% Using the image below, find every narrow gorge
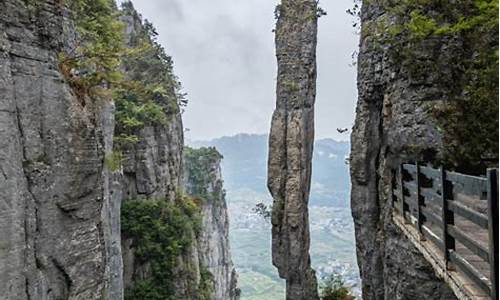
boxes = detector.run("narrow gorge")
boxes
[1,0,497,300]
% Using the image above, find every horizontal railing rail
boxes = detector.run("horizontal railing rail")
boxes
[391,163,498,300]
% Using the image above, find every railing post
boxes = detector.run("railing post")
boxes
[487,169,498,300]
[416,162,424,240]
[440,167,455,270]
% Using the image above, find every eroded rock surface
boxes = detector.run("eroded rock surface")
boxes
[267,1,319,299]
[0,1,116,299]
[350,1,459,299]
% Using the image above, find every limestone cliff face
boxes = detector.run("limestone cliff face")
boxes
[1,2,237,300]
[267,0,319,299]
[184,147,240,300]
[119,11,184,203]
[117,9,186,291]
[0,1,117,299]
[350,2,460,299]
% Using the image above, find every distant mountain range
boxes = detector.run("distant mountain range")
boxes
[190,134,359,299]
[190,133,351,207]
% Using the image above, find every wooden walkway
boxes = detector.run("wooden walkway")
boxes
[392,163,498,300]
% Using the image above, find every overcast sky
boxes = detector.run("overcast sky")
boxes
[119,0,359,141]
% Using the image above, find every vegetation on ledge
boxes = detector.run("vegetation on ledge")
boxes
[59,0,186,149]
[114,1,187,147]
[373,0,498,172]
[319,274,354,300]
[184,147,224,201]
[121,195,211,300]
[60,0,124,100]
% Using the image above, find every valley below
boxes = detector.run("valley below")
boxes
[191,134,361,299]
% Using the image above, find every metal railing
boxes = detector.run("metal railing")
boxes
[391,163,498,299]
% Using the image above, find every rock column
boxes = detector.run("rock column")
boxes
[267,1,319,299]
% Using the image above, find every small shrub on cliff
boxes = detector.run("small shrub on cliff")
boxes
[113,84,169,145]
[104,150,124,172]
[320,274,355,300]
[253,202,272,222]
[198,266,215,300]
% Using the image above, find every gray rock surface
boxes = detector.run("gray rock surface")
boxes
[118,11,185,291]
[120,13,184,203]
[100,102,124,300]
[0,1,116,299]
[350,1,459,299]
[267,1,319,299]
[120,121,184,202]
[184,148,240,300]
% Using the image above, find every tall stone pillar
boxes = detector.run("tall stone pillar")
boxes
[267,1,319,299]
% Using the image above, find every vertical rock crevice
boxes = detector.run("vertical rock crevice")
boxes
[267,1,319,299]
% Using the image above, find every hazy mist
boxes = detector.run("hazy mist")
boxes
[118,0,359,141]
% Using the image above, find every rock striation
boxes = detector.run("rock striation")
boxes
[267,0,319,299]
[350,1,461,299]
[0,0,116,299]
